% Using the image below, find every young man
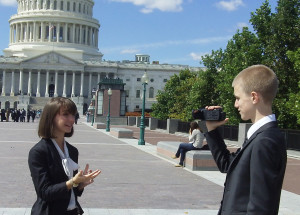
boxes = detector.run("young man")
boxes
[205,65,287,214]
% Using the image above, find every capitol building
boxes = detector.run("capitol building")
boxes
[0,0,202,115]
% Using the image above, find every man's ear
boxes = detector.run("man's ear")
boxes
[251,91,259,104]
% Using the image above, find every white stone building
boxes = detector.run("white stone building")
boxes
[0,0,202,114]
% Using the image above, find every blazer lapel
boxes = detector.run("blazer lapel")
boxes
[46,139,68,178]
[227,121,278,172]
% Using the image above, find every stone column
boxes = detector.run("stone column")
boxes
[36,70,41,97]
[16,23,19,42]
[45,70,49,97]
[26,22,29,41]
[10,71,15,96]
[62,71,67,97]
[56,23,60,42]
[80,71,84,97]
[1,70,6,96]
[64,23,68,42]
[89,27,93,46]
[33,22,36,42]
[41,22,44,42]
[19,70,23,95]
[28,70,32,96]
[97,73,100,85]
[20,23,24,42]
[48,23,52,42]
[71,71,75,97]
[85,25,88,45]
[72,23,75,43]
[79,25,83,44]
[88,72,92,98]
[54,71,58,97]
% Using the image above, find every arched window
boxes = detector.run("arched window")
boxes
[149,87,154,98]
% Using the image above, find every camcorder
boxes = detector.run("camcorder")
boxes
[192,108,226,121]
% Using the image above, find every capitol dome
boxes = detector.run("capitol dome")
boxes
[3,0,102,61]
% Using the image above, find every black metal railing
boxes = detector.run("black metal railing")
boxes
[217,125,239,141]
[157,119,167,129]
[281,129,300,151]
[177,121,190,133]
[144,118,149,127]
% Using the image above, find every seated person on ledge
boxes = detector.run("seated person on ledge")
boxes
[172,121,207,167]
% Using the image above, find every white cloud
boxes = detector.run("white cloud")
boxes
[237,22,248,29]
[216,0,244,11]
[120,49,140,54]
[109,0,183,13]
[190,52,208,61]
[102,36,231,54]
[0,0,17,6]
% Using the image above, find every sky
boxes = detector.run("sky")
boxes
[0,0,278,67]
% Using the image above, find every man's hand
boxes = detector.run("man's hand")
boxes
[205,106,229,132]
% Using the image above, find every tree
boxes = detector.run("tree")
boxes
[250,0,300,128]
[151,69,196,120]
[286,48,300,127]
[214,27,263,125]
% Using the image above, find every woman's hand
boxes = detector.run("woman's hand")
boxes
[205,106,229,132]
[73,164,101,190]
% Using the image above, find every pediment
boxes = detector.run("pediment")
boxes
[23,51,83,66]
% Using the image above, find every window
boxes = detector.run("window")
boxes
[67,2,70,11]
[136,105,140,109]
[150,78,154,82]
[73,2,76,11]
[163,79,168,82]
[136,90,140,98]
[60,1,63,10]
[125,90,129,97]
[53,0,57,10]
[47,0,50,9]
[137,78,141,82]
[149,87,154,98]
[79,3,81,12]
[126,78,130,82]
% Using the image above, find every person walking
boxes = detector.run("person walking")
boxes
[28,97,101,215]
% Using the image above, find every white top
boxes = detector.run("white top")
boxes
[247,114,276,139]
[189,129,205,148]
[51,138,80,211]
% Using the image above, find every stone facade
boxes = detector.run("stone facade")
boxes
[0,0,203,114]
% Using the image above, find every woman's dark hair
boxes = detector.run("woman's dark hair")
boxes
[38,97,77,138]
[190,121,200,133]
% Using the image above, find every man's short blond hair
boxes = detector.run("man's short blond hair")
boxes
[232,65,279,104]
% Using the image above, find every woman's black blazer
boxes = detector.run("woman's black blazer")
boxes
[28,138,84,215]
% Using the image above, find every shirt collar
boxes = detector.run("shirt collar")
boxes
[247,114,276,139]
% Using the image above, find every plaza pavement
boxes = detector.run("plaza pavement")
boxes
[0,117,299,215]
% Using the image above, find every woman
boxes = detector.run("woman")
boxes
[28,97,101,215]
[172,121,206,167]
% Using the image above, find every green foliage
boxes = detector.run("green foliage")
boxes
[151,0,300,129]
[286,48,300,127]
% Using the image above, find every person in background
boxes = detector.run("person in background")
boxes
[204,65,287,214]
[172,121,206,167]
[28,97,101,215]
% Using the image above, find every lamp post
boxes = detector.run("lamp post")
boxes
[106,88,112,132]
[138,72,149,145]
[91,95,95,126]
[91,88,96,126]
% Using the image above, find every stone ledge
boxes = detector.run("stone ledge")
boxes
[110,128,133,138]
[94,123,106,129]
[157,141,217,171]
